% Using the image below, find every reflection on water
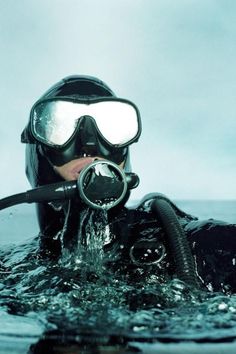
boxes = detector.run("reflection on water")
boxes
[0,204,236,353]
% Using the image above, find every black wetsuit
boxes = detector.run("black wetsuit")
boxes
[37,192,236,294]
[113,197,236,294]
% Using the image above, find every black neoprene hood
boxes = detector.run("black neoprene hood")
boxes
[40,75,116,100]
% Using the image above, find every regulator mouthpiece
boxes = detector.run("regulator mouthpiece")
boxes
[77,160,128,210]
[0,161,139,211]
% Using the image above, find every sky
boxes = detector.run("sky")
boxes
[0,0,236,201]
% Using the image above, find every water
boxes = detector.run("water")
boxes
[0,201,236,353]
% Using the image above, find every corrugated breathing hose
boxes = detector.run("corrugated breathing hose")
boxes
[151,196,199,288]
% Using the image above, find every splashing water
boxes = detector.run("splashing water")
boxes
[60,209,114,276]
[1,209,236,352]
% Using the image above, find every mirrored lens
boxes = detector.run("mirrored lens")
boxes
[33,101,84,145]
[88,101,139,145]
[32,99,140,146]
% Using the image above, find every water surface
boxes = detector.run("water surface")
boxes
[0,200,236,353]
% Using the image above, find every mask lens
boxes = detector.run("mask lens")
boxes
[89,101,139,145]
[32,101,84,146]
[31,99,140,147]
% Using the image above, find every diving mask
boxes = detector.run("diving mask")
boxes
[23,97,141,149]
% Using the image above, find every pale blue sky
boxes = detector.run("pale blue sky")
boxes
[0,0,236,200]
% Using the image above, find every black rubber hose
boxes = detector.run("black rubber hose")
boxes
[0,181,77,211]
[0,173,139,211]
[151,197,199,287]
[0,192,29,210]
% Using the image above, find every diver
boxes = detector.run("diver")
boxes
[20,75,236,293]
[21,75,141,252]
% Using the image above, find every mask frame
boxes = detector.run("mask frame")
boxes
[22,96,142,149]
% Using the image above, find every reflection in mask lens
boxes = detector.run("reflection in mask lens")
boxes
[32,100,140,147]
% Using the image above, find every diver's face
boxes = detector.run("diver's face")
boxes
[53,156,125,181]
[23,97,140,181]
[39,114,129,174]
[42,114,128,180]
